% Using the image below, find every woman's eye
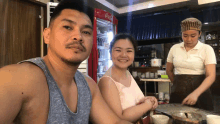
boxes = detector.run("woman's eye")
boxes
[191,36,195,38]
[63,26,72,30]
[116,50,121,52]
[127,51,132,52]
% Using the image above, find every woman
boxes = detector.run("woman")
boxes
[166,17,216,111]
[98,33,158,123]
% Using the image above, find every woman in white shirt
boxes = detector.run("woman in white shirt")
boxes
[166,17,216,110]
[98,33,158,123]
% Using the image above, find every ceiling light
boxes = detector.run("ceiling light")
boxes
[204,22,209,24]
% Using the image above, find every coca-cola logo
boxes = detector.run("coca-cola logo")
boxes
[105,13,113,21]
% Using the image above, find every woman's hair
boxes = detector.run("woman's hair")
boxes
[109,33,137,55]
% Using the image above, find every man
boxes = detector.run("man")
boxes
[0,1,132,124]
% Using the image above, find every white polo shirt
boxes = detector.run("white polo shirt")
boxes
[167,41,216,75]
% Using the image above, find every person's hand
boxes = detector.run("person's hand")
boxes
[182,92,199,106]
[144,98,154,109]
[145,96,158,110]
[137,97,158,110]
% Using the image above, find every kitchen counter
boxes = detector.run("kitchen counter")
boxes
[140,78,171,82]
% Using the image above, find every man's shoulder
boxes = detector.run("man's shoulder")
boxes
[0,62,47,91]
[82,74,98,96]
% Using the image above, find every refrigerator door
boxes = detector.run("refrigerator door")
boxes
[88,8,118,83]
[96,18,116,81]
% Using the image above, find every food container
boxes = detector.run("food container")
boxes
[145,72,150,78]
[134,61,139,67]
[151,58,162,67]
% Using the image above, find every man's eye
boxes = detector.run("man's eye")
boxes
[82,31,91,35]
[191,36,195,38]
[183,36,187,37]
[127,51,133,52]
[116,50,121,52]
[63,26,72,30]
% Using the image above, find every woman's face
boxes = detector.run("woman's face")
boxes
[182,30,201,48]
[111,39,135,69]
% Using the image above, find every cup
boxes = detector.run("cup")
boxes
[159,92,164,100]
[155,72,158,78]
[150,73,154,79]
[132,71,137,78]
[207,115,220,124]
[138,72,142,78]
[141,73,145,78]
[145,72,150,78]
[151,115,169,124]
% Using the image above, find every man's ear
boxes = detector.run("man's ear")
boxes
[43,28,51,44]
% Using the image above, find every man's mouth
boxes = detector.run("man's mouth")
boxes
[66,45,85,52]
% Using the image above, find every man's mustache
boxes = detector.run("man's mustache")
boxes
[65,42,86,52]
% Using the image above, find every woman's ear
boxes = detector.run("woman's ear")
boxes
[43,28,51,44]
[199,31,202,37]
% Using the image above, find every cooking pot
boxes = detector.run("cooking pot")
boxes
[171,112,203,124]
[151,58,162,67]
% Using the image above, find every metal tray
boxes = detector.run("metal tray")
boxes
[155,104,219,121]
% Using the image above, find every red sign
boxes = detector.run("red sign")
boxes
[94,8,118,25]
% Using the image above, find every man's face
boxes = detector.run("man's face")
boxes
[44,9,93,65]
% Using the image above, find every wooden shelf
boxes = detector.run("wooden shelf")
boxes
[137,37,181,46]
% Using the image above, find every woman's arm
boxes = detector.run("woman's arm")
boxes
[182,64,216,105]
[166,62,175,83]
[98,77,153,123]
[193,64,216,97]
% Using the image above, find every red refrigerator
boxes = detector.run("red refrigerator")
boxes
[88,8,118,83]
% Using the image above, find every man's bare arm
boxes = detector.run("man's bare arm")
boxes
[0,65,25,123]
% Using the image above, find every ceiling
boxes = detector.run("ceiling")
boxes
[106,0,152,8]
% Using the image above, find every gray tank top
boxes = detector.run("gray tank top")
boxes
[19,57,92,124]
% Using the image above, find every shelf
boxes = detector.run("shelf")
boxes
[137,36,181,46]
[205,39,218,42]
[98,58,111,61]
[97,33,108,38]
[98,46,105,49]
[97,73,105,75]
[135,56,150,59]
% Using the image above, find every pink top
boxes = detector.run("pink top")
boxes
[100,73,144,110]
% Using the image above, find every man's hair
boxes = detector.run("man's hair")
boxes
[49,0,94,27]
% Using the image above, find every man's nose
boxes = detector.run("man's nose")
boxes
[72,29,83,43]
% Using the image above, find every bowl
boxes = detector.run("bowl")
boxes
[206,115,220,124]
[171,112,203,124]
[151,115,169,124]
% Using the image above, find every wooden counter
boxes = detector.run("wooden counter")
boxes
[140,78,171,82]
